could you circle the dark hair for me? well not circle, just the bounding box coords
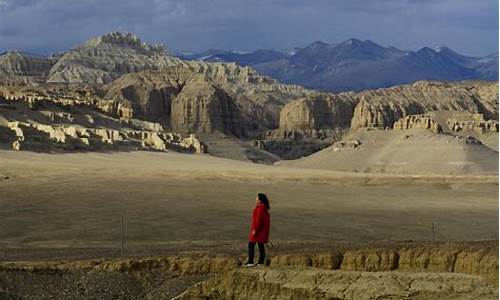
[257,193,270,210]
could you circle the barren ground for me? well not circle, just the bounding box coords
[0,150,497,259]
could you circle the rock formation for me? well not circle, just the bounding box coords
[103,68,285,137]
[350,80,498,130]
[170,76,246,136]
[393,115,443,133]
[331,139,362,152]
[0,32,498,159]
[0,51,55,85]
[47,32,181,84]
[271,80,497,136]
[0,94,207,154]
[4,118,206,153]
[448,120,499,134]
[278,93,358,131]
[446,113,499,134]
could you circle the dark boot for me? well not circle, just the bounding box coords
[245,242,256,267]
[257,243,266,265]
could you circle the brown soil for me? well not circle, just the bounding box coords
[0,241,497,299]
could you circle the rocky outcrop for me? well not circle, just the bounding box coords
[272,80,498,137]
[391,111,497,135]
[393,115,443,133]
[331,139,362,152]
[269,247,498,281]
[184,60,277,86]
[0,51,55,85]
[1,243,494,279]
[47,32,182,84]
[179,134,208,154]
[4,120,206,153]
[170,76,247,136]
[44,31,281,93]
[0,96,207,154]
[1,33,316,141]
[350,81,498,129]
[260,93,357,158]
[278,93,358,131]
[448,120,499,134]
[103,66,318,138]
[446,113,499,134]
[1,84,137,122]
[103,69,185,122]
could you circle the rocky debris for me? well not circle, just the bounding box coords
[455,135,483,145]
[179,134,208,154]
[266,128,341,141]
[178,268,497,300]
[126,118,164,131]
[393,115,443,133]
[11,139,21,151]
[0,268,207,300]
[0,254,240,275]
[39,110,75,123]
[331,140,361,152]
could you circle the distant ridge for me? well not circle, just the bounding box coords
[182,39,498,92]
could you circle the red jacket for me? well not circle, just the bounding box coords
[249,203,270,243]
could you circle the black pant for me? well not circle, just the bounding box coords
[248,242,265,264]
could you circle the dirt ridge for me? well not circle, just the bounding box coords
[1,243,497,280]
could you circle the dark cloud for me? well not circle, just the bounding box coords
[0,0,497,56]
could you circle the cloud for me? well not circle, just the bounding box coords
[0,0,497,56]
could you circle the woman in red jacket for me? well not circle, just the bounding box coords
[245,193,271,267]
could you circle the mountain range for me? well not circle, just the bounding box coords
[180,39,498,92]
[0,32,498,163]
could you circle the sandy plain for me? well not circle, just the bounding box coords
[0,150,497,255]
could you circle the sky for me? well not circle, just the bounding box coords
[0,0,498,56]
